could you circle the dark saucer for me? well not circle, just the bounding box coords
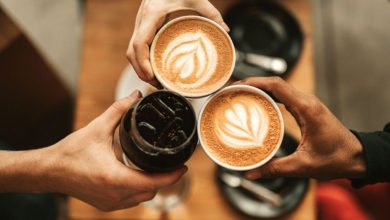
[224,1,303,79]
[216,134,309,219]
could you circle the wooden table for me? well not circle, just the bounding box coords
[70,0,315,219]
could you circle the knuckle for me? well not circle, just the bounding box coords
[140,192,157,202]
[270,76,284,86]
[299,95,325,118]
[133,38,144,52]
[126,49,133,61]
[209,9,222,20]
[268,163,279,177]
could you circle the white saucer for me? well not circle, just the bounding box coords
[115,65,157,100]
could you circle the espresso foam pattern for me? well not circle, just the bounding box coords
[216,99,269,148]
[152,19,233,95]
[201,91,281,167]
[162,32,217,89]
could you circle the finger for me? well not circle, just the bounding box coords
[128,44,161,87]
[127,1,150,82]
[192,0,229,32]
[235,77,308,115]
[134,0,146,29]
[129,191,157,204]
[148,77,162,88]
[127,44,149,82]
[245,154,302,179]
[132,166,188,190]
[133,15,166,82]
[148,166,188,188]
[97,90,142,132]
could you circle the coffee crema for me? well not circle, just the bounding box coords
[151,17,234,97]
[200,90,281,167]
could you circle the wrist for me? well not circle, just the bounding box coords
[345,131,367,178]
[0,145,59,193]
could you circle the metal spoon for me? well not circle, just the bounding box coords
[221,172,283,207]
[236,49,287,74]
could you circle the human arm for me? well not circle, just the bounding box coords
[127,0,229,85]
[0,90,187,211]
[350,124,390,187]
[234,77,367,180]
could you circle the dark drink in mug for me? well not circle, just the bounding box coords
[119,90,198,172]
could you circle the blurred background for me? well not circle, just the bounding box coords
[1,0,389,136]
[0,0,390,219]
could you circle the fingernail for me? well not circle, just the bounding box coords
[129,90,141,98]
[222,22,230,32]
[146,75,154,82]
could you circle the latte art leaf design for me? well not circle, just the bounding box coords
[162,32,217,88]
[216,101,269,148]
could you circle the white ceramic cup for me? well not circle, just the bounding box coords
[150,15,236,98]
[198,85,285,171]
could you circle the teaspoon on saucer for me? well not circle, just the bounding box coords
[221,172,283,207]
[236,49,287,75]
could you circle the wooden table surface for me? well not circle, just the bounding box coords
[70,0,315,219]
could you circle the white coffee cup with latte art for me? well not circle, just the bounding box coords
[150,16,235,98]
[198,85,284,171]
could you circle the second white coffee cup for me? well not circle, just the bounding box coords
[198,85,284,171]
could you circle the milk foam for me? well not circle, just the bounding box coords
[215,100,269,149]
[162,32,217,89]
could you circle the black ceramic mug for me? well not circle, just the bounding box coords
[119,90,198,172]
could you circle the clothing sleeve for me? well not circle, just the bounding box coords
[350,122,390,188]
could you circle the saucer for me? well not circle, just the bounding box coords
[115,65,157,100]
[224,1,303,79]
[216,134,309,218]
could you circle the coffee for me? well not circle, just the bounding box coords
[199,85,284,170]
[150,16,235,98]
[120,91,198,172]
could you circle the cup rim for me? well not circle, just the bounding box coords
[150,15,236,98]
[197,85,285,171]
[127,90,198,153]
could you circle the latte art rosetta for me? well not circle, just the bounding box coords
[162,32,217,88]
[216,101,269,149]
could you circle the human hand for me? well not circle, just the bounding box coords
[235,77,366,180]
[127,0,229,85]
[47,90,187,211]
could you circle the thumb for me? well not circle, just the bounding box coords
[97,90,142,132]
[245,153,301,179]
